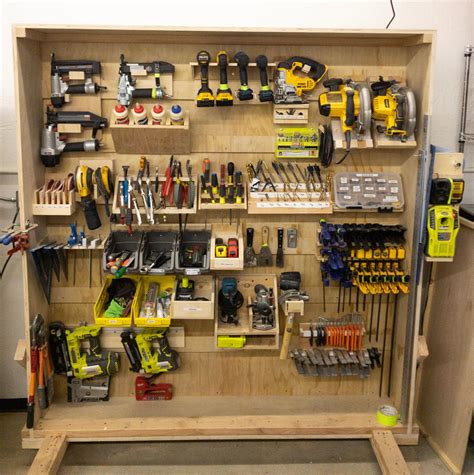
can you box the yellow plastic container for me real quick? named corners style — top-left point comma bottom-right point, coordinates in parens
top-left (133, 275), bottom-right (176, 327)
top-left (94, 275), bottom-right (142, 327)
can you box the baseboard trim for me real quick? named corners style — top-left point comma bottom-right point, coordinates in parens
top-left (0, 397), bottom-right (27, 412)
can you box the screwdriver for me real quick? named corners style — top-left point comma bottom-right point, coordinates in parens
top-left (211, 173), bottom-right (219, 195)
top-left (207, 185), bottom-right (216, 203)
top-left (200, 174), bottom-right (208, 194)
top-left (235, 171), bottom-right (243, 204)
top-left (202, 159), bottom-right (210, 183)
top-left (227, 162), bottom-right (235, 185)
top-left (219, 164), bottom-right (226, 204)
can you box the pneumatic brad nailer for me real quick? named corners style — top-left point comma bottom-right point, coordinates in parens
top-left (50, 53), bottom-right (106, 108)
top-left (40, 107), bottom-right (107, 167)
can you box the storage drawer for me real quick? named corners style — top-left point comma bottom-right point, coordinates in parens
top-left (103, 231), bottom-right (144, 274)
top-left (175, 229), bottom-right (211, 274)
top-left (133, 275), bottom-right (176, 327)
top-left (139, 231), bottom-right (177, 274)
top-left (94, 275), bottom-right (142, 327)
top-left (171, 274), bottom-right (215, 320)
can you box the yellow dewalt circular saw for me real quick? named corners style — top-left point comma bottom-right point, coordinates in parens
top-left (371, 76), bottom-right (416, 141)
top-left (318, 78), bottom-right (372, 162)
top-left (274, 56), bottom-right (327, 104)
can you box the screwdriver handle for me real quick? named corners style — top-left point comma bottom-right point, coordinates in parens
top-left (211, 173), bottom-right (219, 194)
top-left (202, 159), bottom-right (210, 183)
top-left (220, 164), bottom-right (226, 184)
top-left (207, 185), bottom-right (215, 203)
top-left (200, 174), bottom-right (208, 193)
top-left (227, 162), bottom-right (234, 184)
top-left (219, 184), bottom-right (226, 204)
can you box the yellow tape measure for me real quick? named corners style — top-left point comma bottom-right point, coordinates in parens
top-left (376, 405), bottom-right (399, 427)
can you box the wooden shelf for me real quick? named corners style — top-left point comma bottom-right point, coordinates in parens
top-left (110, 112), bottom-right (190, 154)
top-left (424, 255), bottom-right (454, 262)
top-left (372, 122), bottom-right (416, 149)
top-left (214, 274), bottom-right (279, 350)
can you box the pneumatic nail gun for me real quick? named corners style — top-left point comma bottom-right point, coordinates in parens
top-left (40, 107), bottom-right (107, 167)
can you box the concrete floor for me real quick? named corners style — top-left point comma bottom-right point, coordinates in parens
top-left (1, 412), bottom-right (472, 474)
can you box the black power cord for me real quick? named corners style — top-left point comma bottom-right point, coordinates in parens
top-left (386, 0), bottom-right (396, 29)
top-left (318, 125), bottom-right (335, 168)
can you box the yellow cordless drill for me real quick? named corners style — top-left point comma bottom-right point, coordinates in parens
top-left (196, 50), bottom-right (214, 107)
top-left (215, 51), bottom-right (233, 106)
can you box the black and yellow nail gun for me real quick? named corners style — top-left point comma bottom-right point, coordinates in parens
top-left (49, 322), bottom-right (120, 402)
top-left (274, 56), bottom-right (327, 104)
top-left (371, 76), bottom-right (416, 141)
top-left (121, 329), bottom-right (181, 375)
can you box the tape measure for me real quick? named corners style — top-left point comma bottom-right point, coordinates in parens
top-left (376, 405), bottom-right (398, 427)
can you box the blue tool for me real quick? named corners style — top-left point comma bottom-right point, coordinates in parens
top-left (67, 224), bottom-right (79, 247)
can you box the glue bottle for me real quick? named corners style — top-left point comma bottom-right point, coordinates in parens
top-left (113, 104), bottom-right (129, 125)
top-left (169, 104), bottom-right (184, 126)
top-left (151, 104), bottom-right (165, 125)
top-left (132, 103), bottom-right (148, 125)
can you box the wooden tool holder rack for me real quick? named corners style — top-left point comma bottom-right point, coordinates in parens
top-left (13, 26), bottom-right (435, 464)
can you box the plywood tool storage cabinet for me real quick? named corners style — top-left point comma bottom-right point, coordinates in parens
top-left (13, 25), bottom-right (435, 458)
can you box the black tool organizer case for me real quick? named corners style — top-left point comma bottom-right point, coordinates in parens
top-left (175, 229), bottom-right (211, 274)
top-left (139, 231), bottom-right (177, 274)
top-left (102, 231), bottom-right (144, 274)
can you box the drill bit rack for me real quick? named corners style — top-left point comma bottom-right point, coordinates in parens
top-left (247, 182), bottom-right (333, 214)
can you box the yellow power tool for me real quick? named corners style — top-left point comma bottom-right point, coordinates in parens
top-left (216, 51), bottom-right (233, 106)
top-left (66, 325), bottom-right (120, 380)
top-left (319, 78), bottom-right (372, 162)
top-left (75, 165), bottom-right (101, 230)
top-left (274, 56), bottom-right (327, 104)
top-left (426, 205), bottom-right (460, 258)
top-left (371, 76), bottom-right (416, 141)
top-left (196, 50), bottom-right (214, 107)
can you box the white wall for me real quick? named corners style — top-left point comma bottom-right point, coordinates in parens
top-left (0, 0), bottom-right (472, 397)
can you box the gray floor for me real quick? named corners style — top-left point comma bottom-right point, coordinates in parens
top-left (1, 412), bottom-right (472, 474)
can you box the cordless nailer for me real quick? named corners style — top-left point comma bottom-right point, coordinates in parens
top-left (121, 329), bottom-right (181, 375)
top-left (49, 322), bottom-right (119, 402)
